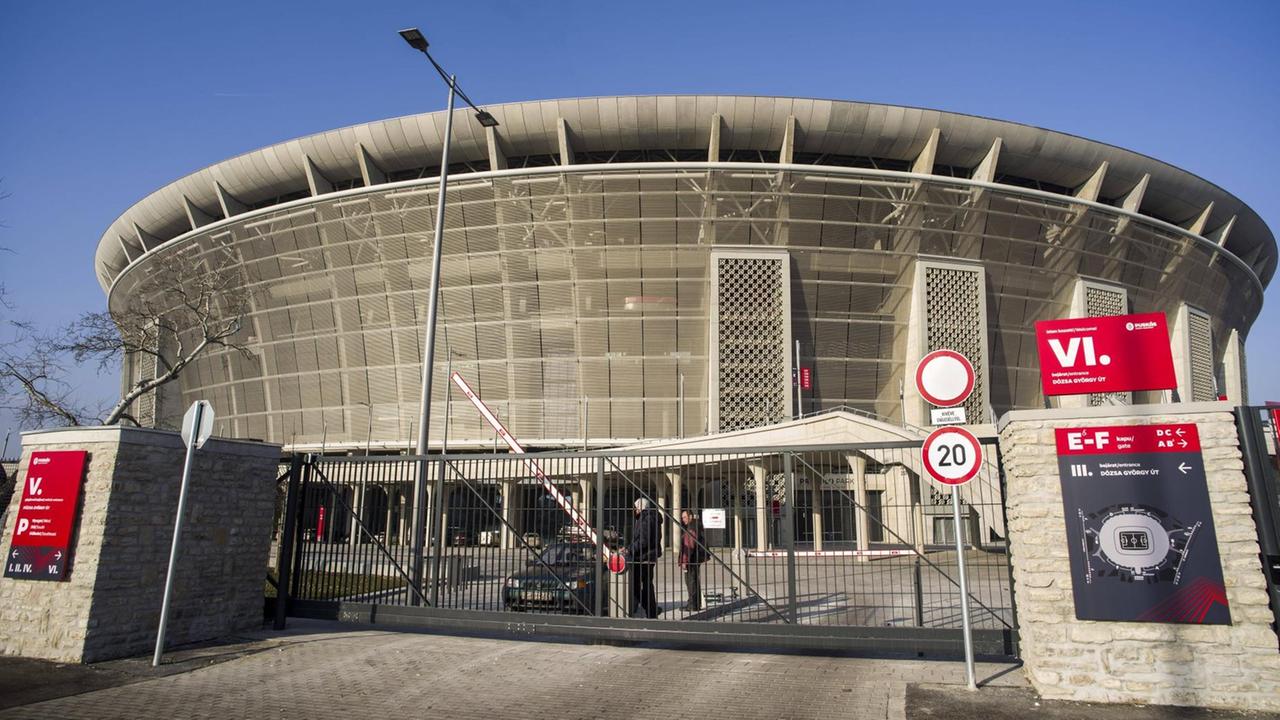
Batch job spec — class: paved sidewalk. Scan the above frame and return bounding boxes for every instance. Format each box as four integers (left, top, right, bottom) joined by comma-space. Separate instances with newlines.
2, 622, 1272, 719
0, 620, 1020, 720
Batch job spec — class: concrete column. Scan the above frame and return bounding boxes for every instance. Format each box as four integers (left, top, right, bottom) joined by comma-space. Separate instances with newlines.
732, 476, 744, 552
348, 484, 364, 548
911, 470, 927, 553
438, 483, 450, 546
500, 480, 514, 550
667, 471, 683, 551
810, 472, 825, 552
579, 478, 591, 526
749, 462, 769, 552
846, 454, 870, 561
384, 487, 395, 544
657, 478, 669, 549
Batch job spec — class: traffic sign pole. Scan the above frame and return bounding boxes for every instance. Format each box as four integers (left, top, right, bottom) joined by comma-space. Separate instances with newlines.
953, 488, 978, 691
154, 401, 211, 667
921, 425, 982, 691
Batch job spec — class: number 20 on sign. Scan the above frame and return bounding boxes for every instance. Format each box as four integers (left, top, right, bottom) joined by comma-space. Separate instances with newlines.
921, 426, 983, 486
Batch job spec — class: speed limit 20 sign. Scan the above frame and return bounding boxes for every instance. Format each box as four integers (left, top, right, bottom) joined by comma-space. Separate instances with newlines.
921, 426, 983, 486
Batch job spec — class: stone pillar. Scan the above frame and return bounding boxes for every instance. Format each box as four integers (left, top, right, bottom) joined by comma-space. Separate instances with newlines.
999, 402, 1280, 712
846, 454, 870, 561
0, 426, 280, 663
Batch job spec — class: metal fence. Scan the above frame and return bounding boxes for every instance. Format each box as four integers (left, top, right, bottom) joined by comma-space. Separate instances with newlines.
278, 441, 1017, 656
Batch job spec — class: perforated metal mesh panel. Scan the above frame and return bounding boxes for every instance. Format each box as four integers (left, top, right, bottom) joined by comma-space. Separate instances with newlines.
714, 256, 788, 432
1083, 283, 1130, 407
1187, 308, 1217, 402
923, 265, 985, 421
134, 352, 156, 426
1084, 285, 1126, 317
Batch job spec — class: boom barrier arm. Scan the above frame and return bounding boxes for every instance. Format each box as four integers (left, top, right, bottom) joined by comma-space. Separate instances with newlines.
450, 372, 620, 566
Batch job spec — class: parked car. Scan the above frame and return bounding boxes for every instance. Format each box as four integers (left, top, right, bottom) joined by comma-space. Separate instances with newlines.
502, 542, 609, 615
521, 532, 544, 550
449, 528, 470, 546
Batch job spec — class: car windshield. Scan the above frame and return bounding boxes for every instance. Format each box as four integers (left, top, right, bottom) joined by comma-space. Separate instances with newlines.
538, 543, 592, 565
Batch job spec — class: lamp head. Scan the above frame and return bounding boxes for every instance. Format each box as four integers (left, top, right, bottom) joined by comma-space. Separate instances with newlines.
474, 111, 499, 128
398, 28, 429, 52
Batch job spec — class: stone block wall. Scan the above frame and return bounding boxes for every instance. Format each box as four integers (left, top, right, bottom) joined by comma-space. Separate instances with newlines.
0, 426, 280, 663
999, 402, 1279, 712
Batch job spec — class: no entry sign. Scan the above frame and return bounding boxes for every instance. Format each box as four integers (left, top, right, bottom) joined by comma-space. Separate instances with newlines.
916, 349, 975, 408
921, 426, 983, 486
1035, 312, 1176, 396
4, 450, 88, 581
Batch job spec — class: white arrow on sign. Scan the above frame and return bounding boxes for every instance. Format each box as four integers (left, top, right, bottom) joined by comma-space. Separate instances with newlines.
1178, 462, 1192, 474
180, 400, 215, 450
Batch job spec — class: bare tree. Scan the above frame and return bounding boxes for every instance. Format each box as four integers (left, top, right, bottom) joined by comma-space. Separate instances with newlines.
0, 247, 251, 427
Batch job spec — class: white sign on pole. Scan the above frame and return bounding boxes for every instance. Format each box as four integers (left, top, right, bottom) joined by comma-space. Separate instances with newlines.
181, 400, 215, 449
930, 406, 968, 426
156, 400, 213, 667
915, 349, 975, 411
702, 508, 727, 529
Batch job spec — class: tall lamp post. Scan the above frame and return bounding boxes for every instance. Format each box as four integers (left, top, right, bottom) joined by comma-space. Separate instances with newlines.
399, 27, 499, 604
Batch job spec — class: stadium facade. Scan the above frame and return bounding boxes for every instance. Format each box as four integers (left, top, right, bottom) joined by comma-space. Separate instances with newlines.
95, 96, 1275, 452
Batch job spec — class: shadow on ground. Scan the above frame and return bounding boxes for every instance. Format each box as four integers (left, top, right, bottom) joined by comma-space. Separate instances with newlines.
907, 684, 1280, 720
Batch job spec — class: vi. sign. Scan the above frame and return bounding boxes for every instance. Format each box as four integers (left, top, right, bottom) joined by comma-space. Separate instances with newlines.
1035, 312, 1176, 396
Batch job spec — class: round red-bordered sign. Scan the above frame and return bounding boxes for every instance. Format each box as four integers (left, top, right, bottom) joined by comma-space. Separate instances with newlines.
915, 349, 975, 408
921, 426, 983, 486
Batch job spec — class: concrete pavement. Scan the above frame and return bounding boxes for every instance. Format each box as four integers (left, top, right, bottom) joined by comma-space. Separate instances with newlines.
0, 620, 1272, 719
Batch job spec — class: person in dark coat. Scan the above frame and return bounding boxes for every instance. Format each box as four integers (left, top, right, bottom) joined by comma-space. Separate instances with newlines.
678, 509, 707, 611
623, 498, 662, 618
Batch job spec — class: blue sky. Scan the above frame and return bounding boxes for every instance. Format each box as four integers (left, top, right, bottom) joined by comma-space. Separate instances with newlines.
1, 1, 1278, 448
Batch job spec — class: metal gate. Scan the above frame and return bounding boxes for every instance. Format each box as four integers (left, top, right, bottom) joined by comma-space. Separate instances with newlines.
275, 441, 1018, 657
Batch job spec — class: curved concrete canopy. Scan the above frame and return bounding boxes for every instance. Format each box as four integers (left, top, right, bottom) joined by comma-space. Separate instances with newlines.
96, 95, 1276, 291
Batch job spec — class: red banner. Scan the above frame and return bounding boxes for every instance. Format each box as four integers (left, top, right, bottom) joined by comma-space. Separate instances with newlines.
1035, 312, 1177, 396
4, 450, 88, 581
1055, 424, 1200, 456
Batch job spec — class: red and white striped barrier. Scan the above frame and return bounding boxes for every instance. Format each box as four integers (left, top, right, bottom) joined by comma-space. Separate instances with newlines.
745, 548, 920, 559
450, 371, 624, 571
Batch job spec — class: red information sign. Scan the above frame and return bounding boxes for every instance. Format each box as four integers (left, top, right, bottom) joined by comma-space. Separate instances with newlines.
4, 450, 88, 581
1054, 424, 1200, 455
1035, 312, 1176, 396
800, 366, 812, 390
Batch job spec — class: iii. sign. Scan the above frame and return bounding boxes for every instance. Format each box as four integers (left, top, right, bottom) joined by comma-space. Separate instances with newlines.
1035, 312, 1177, 396
1055, 423, 1229, 624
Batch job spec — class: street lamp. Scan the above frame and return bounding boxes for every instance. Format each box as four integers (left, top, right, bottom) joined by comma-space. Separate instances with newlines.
399, 27, 498, 604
